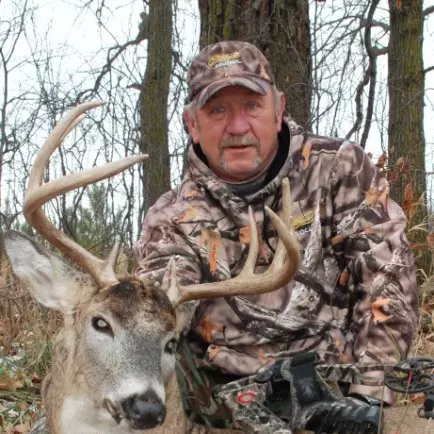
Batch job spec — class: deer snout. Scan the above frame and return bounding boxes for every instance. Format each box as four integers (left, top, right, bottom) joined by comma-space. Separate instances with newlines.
121, 390, 166, 430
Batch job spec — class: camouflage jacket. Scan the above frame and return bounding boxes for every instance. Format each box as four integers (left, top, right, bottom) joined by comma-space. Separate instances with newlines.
134, 120, 418, 403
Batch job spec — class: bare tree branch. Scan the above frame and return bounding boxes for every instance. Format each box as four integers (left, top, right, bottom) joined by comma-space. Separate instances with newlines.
424, 5, 434, 18
75, 33, 147, 103
424, 65, 434, 75
345, 66, 370, 141
360, 0, 380, 148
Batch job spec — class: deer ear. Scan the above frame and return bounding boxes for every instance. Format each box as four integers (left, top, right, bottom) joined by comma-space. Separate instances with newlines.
5, 231, 83, 314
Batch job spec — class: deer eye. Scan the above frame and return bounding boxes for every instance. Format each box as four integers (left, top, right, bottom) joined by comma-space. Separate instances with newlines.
164, 338, 178, 355
92, 316, 113, 336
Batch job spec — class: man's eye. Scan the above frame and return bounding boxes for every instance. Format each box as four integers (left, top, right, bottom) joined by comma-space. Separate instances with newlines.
246, 102, 259, 111
210, 106, 225, 114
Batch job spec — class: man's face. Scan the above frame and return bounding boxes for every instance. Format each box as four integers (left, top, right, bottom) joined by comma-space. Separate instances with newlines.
184, 86, 285, 182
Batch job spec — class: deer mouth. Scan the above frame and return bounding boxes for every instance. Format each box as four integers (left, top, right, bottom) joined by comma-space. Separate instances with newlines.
103, 398, 123, 425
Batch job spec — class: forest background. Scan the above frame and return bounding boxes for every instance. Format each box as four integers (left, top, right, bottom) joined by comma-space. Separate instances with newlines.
0, 0, 433, 431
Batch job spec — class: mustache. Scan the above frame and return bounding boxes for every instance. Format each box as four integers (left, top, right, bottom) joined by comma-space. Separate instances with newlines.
220, 135, 260, 148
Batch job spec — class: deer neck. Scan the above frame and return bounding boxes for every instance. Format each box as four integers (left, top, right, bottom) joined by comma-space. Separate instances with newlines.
42, 325, 84, 433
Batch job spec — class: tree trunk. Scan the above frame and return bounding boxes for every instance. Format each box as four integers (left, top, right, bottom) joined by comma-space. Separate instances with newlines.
139, 0, 172, 215
387, 0, 428, 273
198, 0, 311, 129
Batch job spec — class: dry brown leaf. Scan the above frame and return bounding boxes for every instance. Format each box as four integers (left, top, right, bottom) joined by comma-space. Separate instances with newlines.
339, 351, 351, 364
363, 227, 376, 235
302, 142, 312, 169
197, 316, 224, 342
207, 344, 221, 361
427, 232, 434, 249
389, 170, 399, 183
199, 228, 210, 247
371, 297, 393, 323
366, 184, 389, 206
239, 225, 267, 261
30, 371, 42, 385
338, 270, 350, 286
15, 369, 28, 386
396, 156, 410, 173
389, 145, 395, 156
402, 181, 415, 219
256, 349, 271, 365
410, 392, 426, 404
180, 206, 199, 222
208, 233, 221, 274
331, 235, 344, 245
200, 229, 221, 274
239, 226, 251, 245
0, 372, 25, 392
6, 423, 30, 434
183, 189, 200, 200
376, 153, 387, 169
17, 402, 28, 413
366, 186, 380, 205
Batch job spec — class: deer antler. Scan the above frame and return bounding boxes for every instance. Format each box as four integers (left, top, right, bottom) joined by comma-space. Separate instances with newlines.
24, 101, 148, 288
167, 177, 301, 306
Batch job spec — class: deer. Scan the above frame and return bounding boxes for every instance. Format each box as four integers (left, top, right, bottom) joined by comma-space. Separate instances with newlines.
4, 101, 302, 434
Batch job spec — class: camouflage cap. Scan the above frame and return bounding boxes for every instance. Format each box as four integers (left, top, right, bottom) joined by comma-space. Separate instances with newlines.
187, 41, 275, 108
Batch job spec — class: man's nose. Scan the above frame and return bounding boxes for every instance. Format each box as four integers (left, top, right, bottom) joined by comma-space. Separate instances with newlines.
226, 111, 250, 135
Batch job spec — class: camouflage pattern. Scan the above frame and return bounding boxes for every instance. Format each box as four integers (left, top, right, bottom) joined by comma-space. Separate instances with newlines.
212, 356, 386, 433
134, 118, 418, 418
214, 379, 291, 433
175, 338, 237, 429
186, 41, 274, 107
316, 362, 392, 387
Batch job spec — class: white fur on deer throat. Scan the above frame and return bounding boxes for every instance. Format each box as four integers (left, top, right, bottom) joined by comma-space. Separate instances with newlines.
61, 395, 145, 434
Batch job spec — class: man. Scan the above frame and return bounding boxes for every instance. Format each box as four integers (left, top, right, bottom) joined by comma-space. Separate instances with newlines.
134, 41, 418, 429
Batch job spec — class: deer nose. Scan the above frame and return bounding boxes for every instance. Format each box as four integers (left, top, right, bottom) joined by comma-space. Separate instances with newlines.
121, 390, 166, 429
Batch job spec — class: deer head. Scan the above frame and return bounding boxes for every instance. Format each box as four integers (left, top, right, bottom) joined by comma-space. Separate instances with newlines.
4, 102, 300, 433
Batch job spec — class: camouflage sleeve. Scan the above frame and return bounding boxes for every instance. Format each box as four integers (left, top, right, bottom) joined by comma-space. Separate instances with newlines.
330, 142, 418, 403
133, 191, 202, 297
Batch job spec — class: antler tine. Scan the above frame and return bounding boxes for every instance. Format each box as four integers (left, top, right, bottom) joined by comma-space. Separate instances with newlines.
263, 177, 300, 278
24, 101, 148, 288
240, 206, 259, 274
27, 101, 104, 192
106, 241, 121, 271
25, 154, 148, 211
170, 177, 301, 306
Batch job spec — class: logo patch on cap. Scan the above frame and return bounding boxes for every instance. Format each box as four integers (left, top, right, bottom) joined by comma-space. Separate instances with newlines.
207, 52, 242, 69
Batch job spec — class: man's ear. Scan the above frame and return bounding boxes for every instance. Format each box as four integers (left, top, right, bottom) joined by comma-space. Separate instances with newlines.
276, 93, 286, 132
183, 110, 200, 144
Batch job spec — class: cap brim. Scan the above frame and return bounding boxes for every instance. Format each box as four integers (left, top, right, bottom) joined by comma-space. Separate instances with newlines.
195, 76, 270, 108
